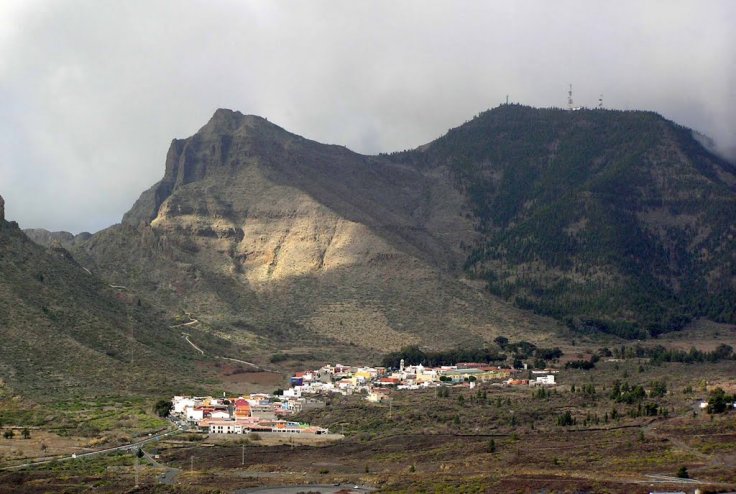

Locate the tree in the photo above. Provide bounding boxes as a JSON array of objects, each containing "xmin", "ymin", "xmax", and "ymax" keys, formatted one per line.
[
  {"xmin": 487, "ymin": 439, "xmax": 496, "ymax": 453},
  {"xmin": 706, "ymin": 387, "xmax": 731, "ymax": 414},
  {"xmin": 21, "ymin": 428, "xmax": 30, "ymax": 439},
  {"xmin": 557, "ymin": 411, "xmax": 575, "ymax": 426},
  {"xmin": 676, "ymin": 466, "xmax": 689, "ymax": 479},
  {"xmin": 649, "ymin": 380, "xmax": 667, "ymax": 398},
  {"xmin": 494, "ymin": 336, "xmax": 509, "ymax": 349},
  {"xmin": 3, "ymin": 430, "xmax": 14, "ymax": 439},
  {"xmin": 154, "ymin": 399, "xmax": 173, "ymax": 418}
]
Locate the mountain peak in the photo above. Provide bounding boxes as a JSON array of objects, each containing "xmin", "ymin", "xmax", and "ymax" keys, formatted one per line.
[
  {"xmin": 202, "ymin": 108, "xmax": 246, "ymax": 133},
  {"xmin": 199, "ymin": 108, "xmax": 288, "ymax": 139}
]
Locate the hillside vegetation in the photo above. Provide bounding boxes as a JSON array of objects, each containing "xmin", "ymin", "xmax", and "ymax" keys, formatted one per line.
[
  {"xmin": 396, "ymin": 105, "xmax": 736, "ymax": 338},
  {"xmin": 25, "ymin": 105, "xmax": 736, "ymax": 351},
  {"xmin": 0, "ymin": 217, "xmax": 212, "ymax": 399}
]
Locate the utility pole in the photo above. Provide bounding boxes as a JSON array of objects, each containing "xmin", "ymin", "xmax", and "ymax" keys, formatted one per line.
[
  {"xmin": 134, "ymin": 454, "xmax": 139, "ymax": 488},
  {"xmin": 241, "ymin": 443, "xmax": 245, "ymax": 466},
  {"xmin": 190, "ymin": 455, "xmax": 194, "ymax": 473}
]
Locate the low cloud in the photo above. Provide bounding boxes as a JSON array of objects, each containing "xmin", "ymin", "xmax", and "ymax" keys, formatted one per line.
[{"xmin": 1, "ymin": 0, "xmax": 734, "ymax": 232}]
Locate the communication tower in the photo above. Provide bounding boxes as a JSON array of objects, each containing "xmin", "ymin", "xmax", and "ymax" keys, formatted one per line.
[
  {"xmin": 568, "ymin": 84, "xmax": 573, "ymax": 110},
  {"xmin": 598, "ymin": 94, "xmax": 604, "ymax": 109}
]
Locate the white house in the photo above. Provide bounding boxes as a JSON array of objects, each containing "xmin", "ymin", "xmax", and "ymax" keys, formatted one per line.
[
  {"xmin": 208, "ymin": 421, "xmax": 242, "ymax": 434},
  {"xmin": 535, "ymin": 375, "xmax": 556, "ymax": 385},
  {"xmin": 172, "ymin": 396, "xmax": 196, "ymax": 415},
  {"xmin": 186, "ymin": 408, "xmax": 204, "ymax": 421}
]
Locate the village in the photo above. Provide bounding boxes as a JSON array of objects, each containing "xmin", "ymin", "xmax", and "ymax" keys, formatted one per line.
[
  {"xmin": 172, "ymin": 360, "xmax": 559, "ymax": 435},
  {"xmin": 286, "ymin": 360, "xmax": 557, "ymax": 402}
]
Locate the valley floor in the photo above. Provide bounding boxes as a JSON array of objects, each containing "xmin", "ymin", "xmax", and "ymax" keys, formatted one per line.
[{"xmin": 2, "ymin": 335, "xmax": 736, "ymax": 493}]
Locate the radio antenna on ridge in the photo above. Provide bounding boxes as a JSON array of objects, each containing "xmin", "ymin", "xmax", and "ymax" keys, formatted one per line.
[
  {"xmin": 598, "ymin": 94, "xmax": 604, "ymax": 109},
  {"xmin": 568, "ymin": 84, "xmax": 574, "ymax": 110}
]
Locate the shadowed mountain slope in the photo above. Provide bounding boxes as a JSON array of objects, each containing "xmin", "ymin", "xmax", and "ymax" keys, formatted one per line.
[
  {"xmin": 0, "ymin": 198, "xmax": 209, "ymax": 399},
  {"xmin": 394, "ymin": 105, "xmax": 736, "ymax": 337}
]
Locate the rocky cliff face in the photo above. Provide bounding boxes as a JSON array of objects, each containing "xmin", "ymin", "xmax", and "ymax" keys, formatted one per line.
[
  {"xmin": 49, "ymin": 105, "xmax": 733, "ymax": 359},
  {"xmin": 73, "ymin": 109, "xmax": 556, "ymax": 361}
]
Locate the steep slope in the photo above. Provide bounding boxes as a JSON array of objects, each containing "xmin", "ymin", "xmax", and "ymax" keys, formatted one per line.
[
  {"xmin": 0, "ymin": 195, "xmax": 209, "ymax": 399},
  {"xmin": 396, "ymin": 105, "xmax": 736, "ymax": 338},
  {"xmin": 26, "ymin": 106, "xmax": 736, "ymax": 347},
  {"xmin": 69, "ymin": 110, "xmax": 558, "ymax": 360}
]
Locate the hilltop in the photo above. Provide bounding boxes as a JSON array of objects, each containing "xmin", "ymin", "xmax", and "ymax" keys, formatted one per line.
[{"xmin": 394, "ymin": 105, "xmax": 736, "ymax": 337}]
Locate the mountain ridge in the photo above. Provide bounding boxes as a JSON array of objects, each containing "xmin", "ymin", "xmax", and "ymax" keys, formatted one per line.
[
  {"xmin": 394, "ymin": 105, "xmax": 736, "ymax": 336},
  {"xmin": 47, "ymin": 107, "xmax": 563, "ymax": 360},
  {"xmin": 24, "ymin": 105, "xmax": 736, "ymax": 350}
]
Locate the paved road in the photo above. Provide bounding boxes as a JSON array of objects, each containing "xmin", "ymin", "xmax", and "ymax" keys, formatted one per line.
[{"xmin": 1, "ymin": 428, "xmax": 182, "ymax": 471}]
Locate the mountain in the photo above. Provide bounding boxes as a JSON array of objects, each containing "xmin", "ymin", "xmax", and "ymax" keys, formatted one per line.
[
  {"xmin": 0, "ymin": 194, "xmax": 210, "ymax": 399},
  {"xmin": 24, "ymin": 229, "xmax": 92, "ymax": 250},
  {"xmin": 51, "ymin": 109, "xmax": 558, "ymax": 363},
  {"xmin": 27, "ymin": 105, "xmax": 735, "ymax": 352},
  {"xmin": 394, "ymin": 105, "xmax": 736, "ymax": 338}
]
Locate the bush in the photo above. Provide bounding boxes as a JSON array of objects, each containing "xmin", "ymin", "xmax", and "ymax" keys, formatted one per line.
[
  {"xmin": 487, "ymin": 439, "xmax": 496, "ymax": 453},
  {"xmin": 707, "ymin": 387, "xmax": 733, "ymax": 414},
  {"xmin": 557, "ymin": 411, "xmax": 575, "ymax": 426},
  {"xmin": 565, "ymin": 359, "xmax": 595, "ymax": 370},
  {"xmin": 154, "ymin": 399, "xmax": 173, "ymax": 418}
]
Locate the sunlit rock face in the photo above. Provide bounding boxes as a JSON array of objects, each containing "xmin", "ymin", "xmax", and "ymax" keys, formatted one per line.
[{"xmin": 71, "ymin": 108, "xmax": 550, "ymax": 356}]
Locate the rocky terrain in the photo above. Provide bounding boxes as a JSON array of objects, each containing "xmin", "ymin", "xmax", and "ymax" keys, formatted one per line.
[
  {"xmin": 23, "ymin": 105, "xmax": 736, "ymax": 361},
  {"xmin": 54, "ymin": 110, "xmax": 557, "ymax": 363}
]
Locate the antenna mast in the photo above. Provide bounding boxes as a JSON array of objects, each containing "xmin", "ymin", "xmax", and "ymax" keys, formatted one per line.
[
  {"xmin": 568, "ymin": 84, "xmax": 573, "ymax": 110},
  {"xmin": 598, "ymin": 94, "xmax": 603, "ymax": 109}
]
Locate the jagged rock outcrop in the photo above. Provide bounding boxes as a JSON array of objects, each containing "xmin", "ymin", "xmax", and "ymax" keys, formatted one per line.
[
  {"xmin": 74, "ymin": 109, "xmax": 556, "ymax": 360},
  {"xmin": 56, "ymin": 105, "xmax": 735, "ymax": 359}
]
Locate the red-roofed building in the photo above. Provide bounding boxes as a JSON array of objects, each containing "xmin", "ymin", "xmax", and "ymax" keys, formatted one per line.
[{"xmin": 234, "ymin": 399, "xmax": 251, "ymax": 418}]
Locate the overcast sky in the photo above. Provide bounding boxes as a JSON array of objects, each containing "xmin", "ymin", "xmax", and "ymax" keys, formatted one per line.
[{"xmin": 1, "ymin": 1, "xmax": 734, "ymax": 233}]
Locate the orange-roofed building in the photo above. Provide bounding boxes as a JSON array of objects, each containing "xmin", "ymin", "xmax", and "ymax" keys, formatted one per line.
[{"xmin": 234, "ymin": 399, "xmax": 251, "ymax": 418}]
